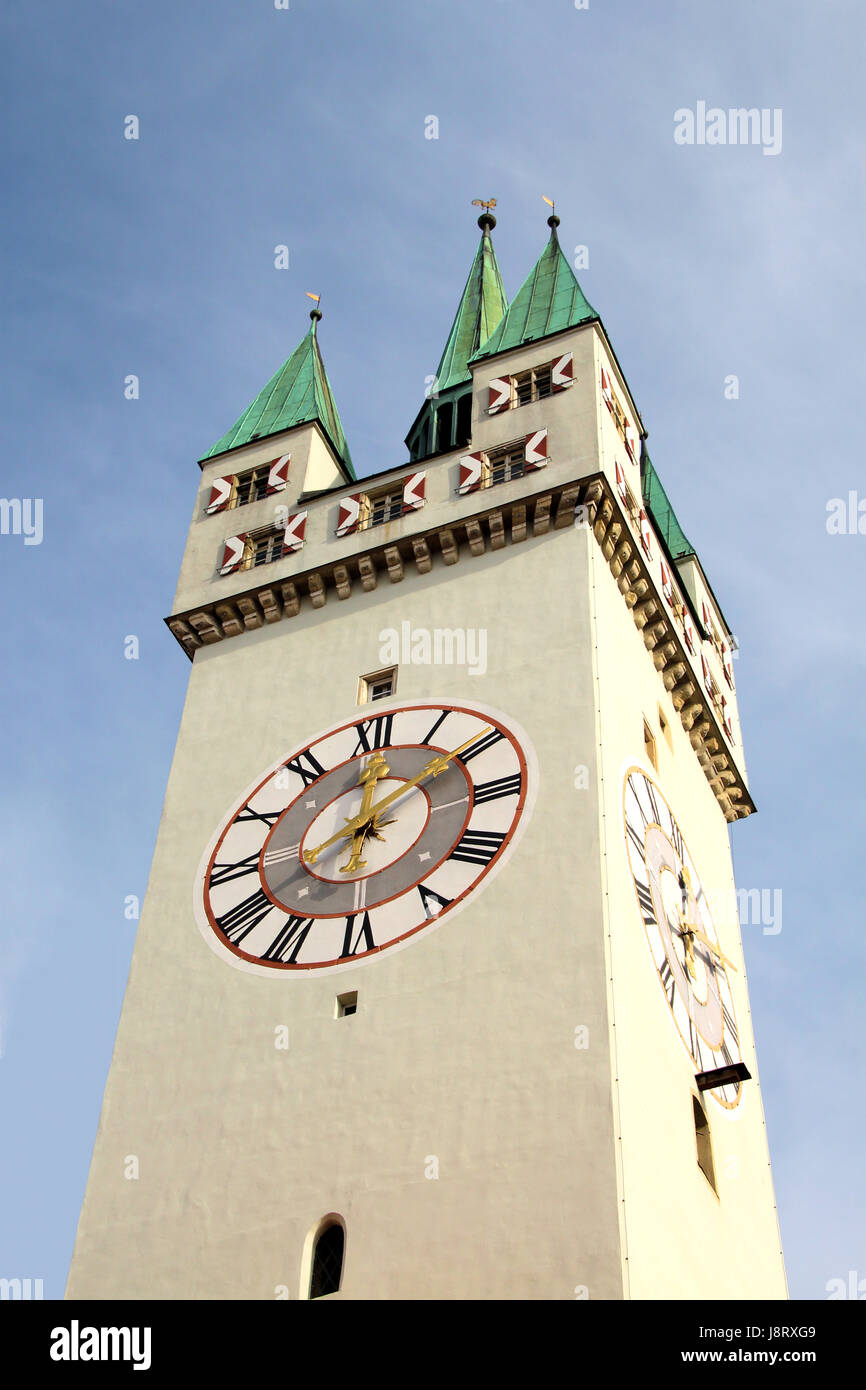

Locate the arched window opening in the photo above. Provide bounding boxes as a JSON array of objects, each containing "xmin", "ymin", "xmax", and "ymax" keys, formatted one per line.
[
  {"xmin": 455, "ymin": 392, "xmax": 472, "ymax": 448},
  {"xmin": 693, "ymin": 1094, "xmax": 717, "ymax": 1192},
  {"xmin": 309, "ymin": 1219, "xmax": 345, "ymax": 1299},
  {"xmin": 435, "ymin": 401, "xmax": 453, "ymax": 453}
]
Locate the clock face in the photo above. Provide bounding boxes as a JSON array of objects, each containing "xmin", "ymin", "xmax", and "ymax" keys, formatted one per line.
[
  {"xmin": 623, "ymin": 767, "xmax": 743, "ymax": 1108},
  {"xmin": 195, "ymin": 700, "xmax": 537, "ymax": 977}
]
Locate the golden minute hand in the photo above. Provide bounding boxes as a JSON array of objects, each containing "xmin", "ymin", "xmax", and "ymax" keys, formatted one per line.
[
  {"xmin": 303, "ymin": 728, "xmax": 492, "ymax": 865},
  {"xmin": 682, "ymin": 924, "xmax": 738, "ymax": 973}
]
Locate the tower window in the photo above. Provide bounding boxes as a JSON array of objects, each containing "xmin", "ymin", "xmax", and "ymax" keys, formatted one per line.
[
  {"xmin": 693, "ymin": 1095, "xmax": 717, "ymax": 1192},
  {"xmin": 436, "ymin": 401, "xmax": 454, "ymax": 452},
  {"xmin": 643, "ymin": 720, "xmax": 658, "ymax": 772},
  {"xmin": 358, "ymin": 485, "xmax": 404, "ymax": 531},
  {"xmin": 658, "ymin": 705, "xmax": 673, "ymax": 752},
  {"xmin": 309, "ymin": 1220, "xmax": 345, "ymax": 1299},
  {"xmin": 358, "ymin": 668, "xmax": 397, "ymax": 704},
  {"xmin": 335, "ymin": 991, "xmax": 358, "ymax": 1018},
  {"xmin": 513, "ymin": 363, "xmax": 552, "ymax": 406},
  {"xmin": 485, "ymin": 443, "xmax": 525, "ymax": 488},
  {"xmin": 455, "ymin": 392, "xmax": 472, "ymax": 448}
]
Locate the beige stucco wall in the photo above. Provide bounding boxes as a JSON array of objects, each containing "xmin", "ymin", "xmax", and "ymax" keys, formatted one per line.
[{"xmin": 68, "ymin": 526, "xmax": 626, "ymax": 1301}]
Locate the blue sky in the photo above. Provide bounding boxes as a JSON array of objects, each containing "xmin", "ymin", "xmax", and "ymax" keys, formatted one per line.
[{"xmin": 1, "ymin": 0, "xmax": 863, "ymax": 1300}]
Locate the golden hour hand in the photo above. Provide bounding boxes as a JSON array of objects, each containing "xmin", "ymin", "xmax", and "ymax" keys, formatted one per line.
[
  {"xmin": 303, "ymin": 728, "xmax": 493, "ymax": 867},
  {"xmin": 673, "ymin": 920, "xmax": 737, "ymax": 974}
]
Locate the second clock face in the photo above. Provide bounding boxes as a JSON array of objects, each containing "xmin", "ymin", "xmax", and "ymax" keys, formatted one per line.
[
  {"xmin": 623, "ymin": 767, "xmax": 743, "ymax": 1108},
  {"xmin": 195, "ymin": 700, "xmax": 536, "ymax": 976}
]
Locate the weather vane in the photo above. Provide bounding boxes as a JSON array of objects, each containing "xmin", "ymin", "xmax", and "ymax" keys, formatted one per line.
[
  {"xmin": 542, "ymin": 195, "xmax": 556, "ymax": 215},
  {"xmin": 472, "ymin": 198, "xmax": 497, "ymax": 214}
]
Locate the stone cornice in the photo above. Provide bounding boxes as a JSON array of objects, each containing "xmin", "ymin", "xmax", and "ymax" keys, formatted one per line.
[{"xmin": 166, "ymin": 471, "xmax": 753, "ymax": 823}]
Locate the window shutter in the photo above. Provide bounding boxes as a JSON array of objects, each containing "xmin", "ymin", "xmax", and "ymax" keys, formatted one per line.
[
  {"xmin": 266, "ymin": 454, "xmax": 291, "ymax": 495},
  {"xmin": 615, "ymin": 461, "xmax": 628, "ymax": 503},
  {"xmin": 402, "ymin": 471, "xmax": 426, "ymax": 511},
  {"xmin": 639, "ymin": 508, "xmax": 652, "ymax": 557},
  {"xmin": 701, "ymin": 600, "xmax": 712, "ymax": 634},
  {"xmin": 683, "ymin": 609, "xmax": 695, "ymax": 652},
  {"xmin": 281, "ymin": 511, "xmax": 307, "ymax": 553},
  {"xmin": 722, "ymin": 700, "xmax": 733, "ymax": 739},
  {"xmin": 625, "ymin": 426, "xmax": 639, "ymax": 463},
  {"xmin": 206, "ymin": 476, "xmax": 235, "ymax": 515},
  {"xmin": 458, "ymin": 452, "xmax": 485, "ymax": 494},
  {"xmin": 701, "ymin": 652, "xmax": 713, "ymax": 694},
  {"xmin": 336, "ymin": 494, "xmax": 362, "ymax": 537},
  {"xmin": 722, "ymin": 645, "xmax": 734, "ymax": 687},
  {"xmin": 551, "ymin": 352, "xmax": 573, "ymax": 391},
  {"xmin": 600, "ymin": 367, "xmax": 613, "ymax": 410},
  {"xmin": 219, "ymin": 534, "xmax": 247, "ymax": 576},
  {"xmin": 488, "ymin": 378, "xmax": 511, "ymax": 414},
  {"xmin": 525, "ymin": 429, "xmax": 548, "ymax": 469},
  {"xmin": 660, "ymin": 560, "xmax": 673, "ymax": 603}
]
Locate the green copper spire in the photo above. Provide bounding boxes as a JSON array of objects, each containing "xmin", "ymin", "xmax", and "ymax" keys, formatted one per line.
[
  {"xmin": 641, "ymin": 453, "xmax": 695, "ymax": 561},
  {"xmin": 200, "ymin": 310, "xmax": 355, "ymax": 478},
  {"xmin": 471, "ymin": 216, "xmax": 598, "ymax": 362},
  {"xmin": 433, "ymin": 213, "xmax": 509, "ymax": 392}
]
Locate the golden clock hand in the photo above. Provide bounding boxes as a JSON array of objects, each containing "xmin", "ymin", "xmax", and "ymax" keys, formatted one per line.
[
  {"xmin": 303, "ymin": 728, "xmax": 493, "ymax": 865},
  {"xmin": 686, "ymin": 925, "xmax": 738, "ymax": 973},
  {"xmin": 304, "ymin": 751, "xmax": 390, "ymax": 867}
]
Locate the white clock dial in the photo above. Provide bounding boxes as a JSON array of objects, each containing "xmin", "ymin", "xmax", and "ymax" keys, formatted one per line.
[
  {"xmin": 623, "ymin": 766, "xmax": 743, "ymax": 1109},
  {"xmin": 195, "ymin": 701, "xmax": 537, "ymax": 977}
]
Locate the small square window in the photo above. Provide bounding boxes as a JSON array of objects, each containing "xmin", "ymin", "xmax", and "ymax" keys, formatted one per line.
[
  {"xmin": 358, "ymin": 667, "xmax": 397, "ymax": 704},
  {"xmin": 658, "ymin": 705, "xmax": 673, "ymax": 752},
  {"xmin": 336, "ymin": 992, "xmax": 358, "ymax": 1018}
]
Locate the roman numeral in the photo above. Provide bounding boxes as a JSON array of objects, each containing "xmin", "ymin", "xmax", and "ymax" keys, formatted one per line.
[
  {"xmin": 283, "ymin": 749, "xmax": 327, "ymax": 787},
  {"xmin": 689, "ymin": 1019, "xmax": 703, "ymax": 1070},
  {"xmin": 352, "ymin": 713, "xmax": 394, "ymax": 755},
  {"xmin": 646, "ymin": 782, "xmax": 661, "ymax": 826},
  {"xmin": 722, "ymin": 1001, "xmax": 739, "ymax": 1046},
  {"xmin": 626, "ymin": 819, "xmax": 646, "ymax": 857},
  {"xmin": 417, "ymin": 883, "xmax": 452, "ymax": 918},
  {"xmin": 630, "ymin": 785, "xmax": 649, "ymax": 829},
  {"xmin": 262, "ymin": 914, "xmax": 314, "ymax": 963},
  {"xmin": 670, "ymin": 820, "xmax": 685, "ymax": 861},
  {"xmin": 236, "ymin": 805, "xmax": 281, "ymax": 828},
  {"xmin": 459, "ymin": 728, "xmax": 506, "ymax": 765},
  {"xmin": 341, "ymin": 911, "xmax": 375, "ymax": 959},
  {"xmin": 449, "ymin": 829, "xmax": 505, "ymax": 866},
  {"xmin": 473, "ymin": 774, "xmax": 522, "ymax": 805},
  {"xmin": 719, "ymin": 1039, "xmax": 734, "ymax": 1068},
  {"xmin": 210, "ymin": 853, "xmax": 261, "ymax": 887},
  {"xmin": 659, "ymin": 956, "xmax": 676, "ymax": 1008},
  {"xmin": 635, "ymin": 882, "xmax": 656, "ymax": 924},
  {"xmin": 216, "ymin": 888, "xmax": 273, "ymax": 945},
  {"xmin": 421, "ymin": 710, "xmax": 450, "ymax": 745}
]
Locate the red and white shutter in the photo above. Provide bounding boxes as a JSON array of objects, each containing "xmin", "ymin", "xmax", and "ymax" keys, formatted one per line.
[
  {"xmin": 639, "ymin": 508, "xmax": 652, "ymax": 557},
  {"xmin": 402, "ymin": 470, "xmax": 426, "ymax": 511},
  {"xmin": 551, "ymin": 352, "xmax": 573, "ymax": 391},
  {"xmin": 701, "ymin": 600, "xmax": 712, "ymax": 634},
  {"xmin": 525, "ymin": 429, "xmax": 548, "ymax": 469},
  {"xmin": 266, "ymin": 454, "xmax": 290, "ymax": 495},
  {"xmin": 600, "ymin": 366, "xmax": 613, "ymax": 410},
  {"xmin": 281, "ymin": 510, "xmax": 307, "ymax": 553},
  {"xmin": 722, "ymin": 644, "xmax": 734, "ymax": 688},
  {"xmin": 488, "ymin": 378, "xmax": 511, "ymax": 414},
  {"xmin": 701, "ymin": 652, "xmax": 713, "ymax": 695},
  {"xmin": 336, "ymin": 493, "xmax": 362, "ymax": 537},
  {"xmin": 683, "ymin": 608, "xmax": 695, "ymax": 652},
  {"xmin": 723, "ymin": 701, "xmax": 734, "ymax": 739},
  {"xmin": 458, "ymin": 452, "xmax": 485, "ymax": 494},
  {"xmin": 219, "ymin": 534, "xmax": 247, "ymax": 575},
  {"xmin": 625, "ymin": 425, "xmax": 639, "ymax": 464},
  {"xmin": 206, "ymin": 475, "xmax": 234, "ymax": 515},
  {"xmin": 615, "ymin": 460, "xmax": 628, "ymax": 503},
  {"xmin": 660, "ymin": 560, "xmax": 673, "ymax": 604}
]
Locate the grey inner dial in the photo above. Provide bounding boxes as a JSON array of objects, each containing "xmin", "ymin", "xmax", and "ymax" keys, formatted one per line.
[{"xmin": 262, "ymin": 749, "xmax": 473, "ymax": 916}]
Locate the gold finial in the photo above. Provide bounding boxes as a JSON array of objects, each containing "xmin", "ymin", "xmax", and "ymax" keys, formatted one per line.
[
  {"xmin": 472, "ymin": 198, "xmax": 497, "ymax": 232},
  {"xmin": 472, "ymin": 198, "xmax": 497, "ymax": 214}
]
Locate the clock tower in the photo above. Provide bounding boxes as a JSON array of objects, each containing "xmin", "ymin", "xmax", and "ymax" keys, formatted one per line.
[{"xmin": 68, "ymin": 211, "xmax": 787, "ymax": 1300}]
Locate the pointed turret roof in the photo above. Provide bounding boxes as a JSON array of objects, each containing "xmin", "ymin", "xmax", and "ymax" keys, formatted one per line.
[
  {"xmin": 432, "ymin": 214, "xmax": 509, "ymax": 393},
  {"xmin": 642, "ymin": 454, "xmax": 695, "ymax": 561},
  {"xmin": 200, "ymin": 310, "xmax": 355, "ymax": 478},
  {"xmin": 471, "ymin": 216, "xmax": 598, "ymax": 362}
]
